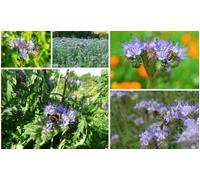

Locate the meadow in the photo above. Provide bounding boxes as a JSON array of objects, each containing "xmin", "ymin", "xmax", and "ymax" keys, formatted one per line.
[{"xmin": 53, "ymin": 31, "xmax": 108, "ymax": 67}]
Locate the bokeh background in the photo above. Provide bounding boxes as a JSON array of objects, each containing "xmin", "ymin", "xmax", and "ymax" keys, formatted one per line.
[{"xmin": 110, "ymin": 31, "xmax": 199, "ymax": 89}]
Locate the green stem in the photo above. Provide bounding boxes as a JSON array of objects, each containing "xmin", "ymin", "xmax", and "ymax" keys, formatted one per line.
[
  {"xmin": 147, "ymin": 76, "xmax": 155, "ymax": 89},
  {"xmin": 61, "ymin": 70, "xmax": 69, "ymax": 104}
]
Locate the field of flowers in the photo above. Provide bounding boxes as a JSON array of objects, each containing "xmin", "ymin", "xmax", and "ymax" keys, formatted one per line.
[
  {"xmin": 110, "ymin": 31, "xmax": 199, "ymax": 89},
  {"xmin": 110, "ymin": 91, "xmax": 199, "ymax": 149},
  {"xmin": 1, "ymin": 69, "xmax": 108, "ymax": 149},
  {"xmin": 53, "ymin": 37, "xmax": 108, "ymax": 67},
  {"xmin": 1, "ymin": 31, "xmax": 51, "ymax": 67}
]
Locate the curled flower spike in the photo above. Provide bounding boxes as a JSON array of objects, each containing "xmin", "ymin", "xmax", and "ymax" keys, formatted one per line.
[{"xmin": 44, "ymin": 104, "xmax": 76, "ymax": 130}]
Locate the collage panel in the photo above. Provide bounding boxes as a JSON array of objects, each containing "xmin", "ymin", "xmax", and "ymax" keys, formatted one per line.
[
  {"xmin": 1, "ymin": 31, "xmax": 51, "ymax": 67},
  {"xmin": 110, "ymin": 31, "xmax": 199, "ymax": 89},
  {"xmin": 110, "ymin": 91, "xmax": 199, "ymax": 149},
  {"xmin": 52, "ymin": 31, "xmax": 108, "ymax": 68},
  {"xmin": 1, "ymin": 68, "xmax": 108, "ymax": 149}
]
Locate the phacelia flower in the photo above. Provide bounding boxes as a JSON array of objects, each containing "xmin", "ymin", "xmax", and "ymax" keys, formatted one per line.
[
  {"xmin": 134, "ymin": 100, "xmax": 167, "ymax": 114},
  {"xmin": 44, "ymin": 104, "xmax": 76, "ymax": 130},
  {"xmin": 16, "ymin": 70, "xmax": 26, "ymax": 83},
  {"xmin": 122, "ymin": 38, "xmax": 184, "ymax": 66},
  {"xmin": 122, "ymin": 38, "xmax": 145, "ymax": 60},
  {"xmin": 111, "ymin": 134, "xmax": 120, "ymax": 143},
  {"xmin": 167, "ymin": 101, "xmax": 198, "ymax": 122},
  {"xmin": 140, "ymin": 123, "xmax": 169, "ymax": 147},
  {"xmin": 177, "ymin": 119, "xmax": 199, "ymax": 148},
  {"xmin": 8, "ymin": 37, "xmax": 37, "ymax": 60},
  {"xmin": 110, "ymin": 91, "xmax": 128, "ymax": 97}
]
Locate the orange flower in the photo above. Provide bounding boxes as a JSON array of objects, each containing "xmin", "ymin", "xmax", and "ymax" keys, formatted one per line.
[
  {"xmin": 110, "ymin": 56, "xmax": 119, "ymax": 67},
  {"xmin": 188, "ymin": 40, "xmax": 199, "ymax": 60},
  {"xmin": 182, "ymin": 33, "xmax": 192, "ymax": 45},
  {"xmin": 110, "ymin": 71, "xmax": 115, "ymax": 79},
  {"xmin": 136, "ymin": 65, "xmax": 148, "ymax": 78},
  {"xmin": 111, "ymin": 81, "xmax": 141, "ymax": 89}
]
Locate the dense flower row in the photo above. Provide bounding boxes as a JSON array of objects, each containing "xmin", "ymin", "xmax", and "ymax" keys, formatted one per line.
[{"xmin": 53, "ymin": 37, "xmax": 108, "ymax": 67}]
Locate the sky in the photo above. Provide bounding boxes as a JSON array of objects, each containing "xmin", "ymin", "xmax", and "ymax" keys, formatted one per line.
[{"xmin": 60, "ymin": 68, "xmax": 102, "ymax": 77}]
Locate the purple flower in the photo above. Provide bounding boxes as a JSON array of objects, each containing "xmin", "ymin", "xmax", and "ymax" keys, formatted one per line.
[
  {"xmin": 110, "ymin": 91, "xmax": 128, "ymax": 97},
  {"xmin": 140, "ymin": 123, "xmax": 168, "ymax": 147},
  {"xmin": 122, "ymin": 38, "xmax": 145, "ymax": 60},
  {"xmin": 133, "ymin": 117, "xmax": 144, "ymax": 126},
  {"xmin": 16, "ymin": 70, "xmax": 26, "ymax": 82},
  {"xmin": 44, "ymin": 104, "xmax": 76, "ymax": 130},
  {"xmin": 44, "ymin": 104, "xmax": 56, "ymax": 115},
  {"xmin": 177, "ymin": 119, "xmax": 199, "ymax": 148},
  {"xmin": 8, "ymin": 40, "xmax": 15, "ymax": 49},
  {"xmin": 169, "ymin": 101, "xmax": 198, "ymax": 121},
  {"xmin": 8, "ymin": 37, "xmax": 37, "ymax": 60},
  {"xmin": 134, "ymin": 100, "xmax": 167, "ymax": 114},
  {"xmin": 48, "ymin": 79, "xmax": 54, "ymax": 86},
  {"xmin": 122, "ymin": 38, "xmax": 184, "ymax": 65},
  {"xmin": 111, "ymin": 134, "xmax": 119, "ymax": 143}
]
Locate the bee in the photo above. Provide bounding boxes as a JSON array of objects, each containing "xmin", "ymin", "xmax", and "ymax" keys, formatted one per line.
[
  {"xmin": 48, "ymin": 113, "xmax": 59, "ymax": 123},
  {"xmin": 167, "ymin": 50, "xmax": 177, "ymax": 61}
]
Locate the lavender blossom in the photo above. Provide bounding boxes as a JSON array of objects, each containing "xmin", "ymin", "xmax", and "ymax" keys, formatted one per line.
[{"xmin": 44, "ymin": 104, "xmax": 76, "ymax": 130}]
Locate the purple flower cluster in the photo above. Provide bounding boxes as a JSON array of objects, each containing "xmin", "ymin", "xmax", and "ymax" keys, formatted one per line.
[
  {"xmin": 48, "ymin": 79, "xmax": 55, "ymax": 86},
  {"xmin": 44, "ymin": 104, "xmax": 76, "ymax": 130},
  {"xmin": 135, "ymin": 100, "xmax": 199, "ymax": 148},
  {"xmin": 134, "ymin": 100, "xmax": 167, "ymax": 114},
  {"xmin": 140, "ymin": 123, "xmax": 168, "ymax": 147},
  {"xmin": 16, "ymin": 70, "xmax": 26, "ymax": 83},
  {"xmin": 163, "ymin": 101, "xmax": 199, "ymax": 123},
  {"xmin": 177, "ymin": 119, "xmax": 199, "ymax": 149},
  {"xmin": 122, "ymin": 38, "xmax": 184, "ymax": 64},
  {"xmin": 152, "ymin": 40, "xmax": 183, "ymax": 63},
  {"xmin": 8, "ymin": 37, "xmax": 37, "ymax": 60},
  {"xmin": 122, "ymin": 39, "xmax": 145, "ymax": 60}
]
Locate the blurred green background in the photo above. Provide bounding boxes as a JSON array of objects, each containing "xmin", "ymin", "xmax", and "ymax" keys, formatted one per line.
[
  {"xmin": 1, "ymin": 31, "xmax": 51, "ymax": 67},
  {"xmin": 110, "ymin": 31, "xmax": 199, "ymax": 89},
  {"xmin": 110, "ymin": 91, "xmax": 199, "ymax": 149}
]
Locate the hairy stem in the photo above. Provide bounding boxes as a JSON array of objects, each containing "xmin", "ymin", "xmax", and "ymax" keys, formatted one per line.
[{"xmin": 61, "ymin": 70, "xmax": 69, "ymax": 103}]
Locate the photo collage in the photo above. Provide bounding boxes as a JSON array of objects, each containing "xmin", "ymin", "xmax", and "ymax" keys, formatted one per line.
[{"xmin": 0, "ymin": 31, "xmax": 199, "ymax": 149}]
